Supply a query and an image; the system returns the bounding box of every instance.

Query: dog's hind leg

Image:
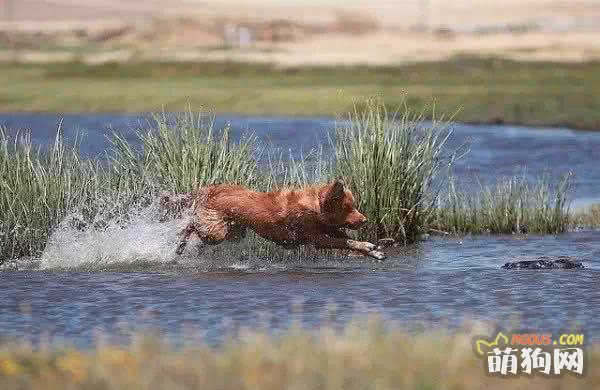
[194,220,231,246]
[175,223,198,255]
[176,206,226,254]
[176,206,245,257]
[190,208,236,249]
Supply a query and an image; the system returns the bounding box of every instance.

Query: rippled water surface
[2,232,599,345]
[0,113,599,345]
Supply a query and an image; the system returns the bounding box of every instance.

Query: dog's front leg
[308,235,386,260]
[323,228,365,258]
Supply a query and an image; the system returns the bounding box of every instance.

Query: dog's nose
[346,212,368,229]
[354,216,367,228]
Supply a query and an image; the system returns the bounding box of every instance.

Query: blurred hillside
[0,0,599,64]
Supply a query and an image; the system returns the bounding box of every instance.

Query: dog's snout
[345,211,367,229]
[356,211,367,224]
[357,216,367,227]
[355,216,367,226]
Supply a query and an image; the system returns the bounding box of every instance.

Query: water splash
[34,196,307,272]
[38,198,193,270]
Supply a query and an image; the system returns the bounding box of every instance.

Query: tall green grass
[0,104,578,262]
[109,112,260,195]
[432,175,572,234]
[334,99,455,244]
[265,148,330,191]
[0,128,102,259]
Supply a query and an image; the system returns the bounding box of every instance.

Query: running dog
[163,179,386,260]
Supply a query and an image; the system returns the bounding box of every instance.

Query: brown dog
[168,179,386,260]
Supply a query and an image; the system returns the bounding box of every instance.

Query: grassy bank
[1,58,600,130]
[0,323,596,390]
[0,102,579,262]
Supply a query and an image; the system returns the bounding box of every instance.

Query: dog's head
[319,179,367,229]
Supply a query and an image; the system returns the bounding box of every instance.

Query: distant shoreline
[1,58,599,130]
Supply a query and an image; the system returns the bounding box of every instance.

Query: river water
[0,113,598,345]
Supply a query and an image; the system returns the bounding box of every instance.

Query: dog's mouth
[345,220,366,230]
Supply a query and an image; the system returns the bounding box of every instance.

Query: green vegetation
[334,99,454,244]
[1,57,600,129]
[572,203,600,229]
[0,113,261,261]
[432,175,572,235]
[0,322,596,390]
[109,112,260,195]
[0,102,579,262]
[0,129,101,259]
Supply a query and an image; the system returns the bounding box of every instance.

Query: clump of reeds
[0,128,102,259]
[0,321,596,390]
[333,99,454,244]
[264,148,330,191]
[109,112,260,195]
[432,174,572,235]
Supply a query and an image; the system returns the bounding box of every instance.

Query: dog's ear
[329,178,345,199]
[321,179,345,209]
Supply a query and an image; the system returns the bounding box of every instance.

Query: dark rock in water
[511,223,529,234]
[502,256,584,270]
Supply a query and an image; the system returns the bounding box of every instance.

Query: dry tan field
[1,0,599,64]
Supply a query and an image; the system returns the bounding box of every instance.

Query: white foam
[39,199,193,270]
[228,263,251,271]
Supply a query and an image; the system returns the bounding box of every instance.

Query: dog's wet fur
[502,256,584,269]
[161,179,386,260]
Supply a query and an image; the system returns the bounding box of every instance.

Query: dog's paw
[362,242,385,253]
[367,250,386,261]
[361,242,377,251]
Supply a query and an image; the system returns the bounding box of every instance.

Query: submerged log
[502,256,584,269]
